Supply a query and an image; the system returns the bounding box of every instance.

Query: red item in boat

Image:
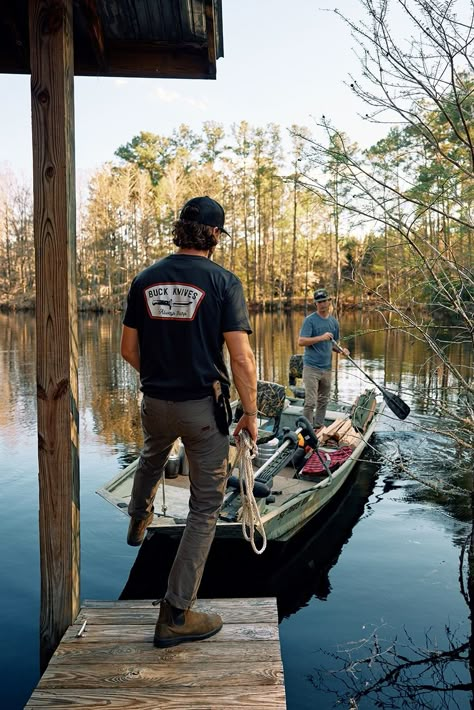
[301,446,353,475]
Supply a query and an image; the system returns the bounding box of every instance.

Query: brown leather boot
[154,599,223,647]
[127,511,154,546]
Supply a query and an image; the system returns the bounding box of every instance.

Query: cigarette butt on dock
[76,620,87,637]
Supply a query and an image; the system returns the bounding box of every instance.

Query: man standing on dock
[121,196,258,647]
[298,288,350,431]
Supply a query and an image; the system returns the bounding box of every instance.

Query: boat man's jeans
[128,395,229,610]
[302,365,332,428]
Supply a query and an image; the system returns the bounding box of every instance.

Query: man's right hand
[224,330,258,442]
[320,332,334,342]
[233,414,258,442]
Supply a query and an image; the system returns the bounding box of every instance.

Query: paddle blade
[333,340,410,420]
[382,390,410,420]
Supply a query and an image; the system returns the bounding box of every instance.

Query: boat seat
[289,354,303,384]
[231,380,286,446]
[351,389,378,432]
[288,354,305,399]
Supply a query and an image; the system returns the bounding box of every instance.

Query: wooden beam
[0,3,29,70]
[80,0,107,72]
[74,39,214,79]
[204,0,217,79]
[0,4,220,79]
[28,0,80,668]
[0,42,215,79]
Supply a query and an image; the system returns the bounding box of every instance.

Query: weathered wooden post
[29,0,80,668]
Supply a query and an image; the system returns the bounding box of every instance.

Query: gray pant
[129,395,229,610]
[302,365,332,428]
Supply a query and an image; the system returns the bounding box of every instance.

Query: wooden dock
[26,597,287,708]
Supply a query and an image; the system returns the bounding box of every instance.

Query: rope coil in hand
[234,430,267,555]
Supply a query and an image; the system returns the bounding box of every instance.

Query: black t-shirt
[123,254,252,400]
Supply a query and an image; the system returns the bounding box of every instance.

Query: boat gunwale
[96,393,385,540]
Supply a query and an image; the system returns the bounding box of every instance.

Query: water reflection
[1,310,473,708]
[1,309,471,505]
[309,626,471,709]
[377,427,473,523]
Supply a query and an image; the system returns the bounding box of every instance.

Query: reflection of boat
[98,363,384,542]
[270,458,379,619]
[121,454,381,618]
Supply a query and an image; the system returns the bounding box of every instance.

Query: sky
[0,0,386,180]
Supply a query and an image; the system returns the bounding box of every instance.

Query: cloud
[154,87,179,103]
[152,87,207,111]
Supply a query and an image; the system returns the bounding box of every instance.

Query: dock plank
[38,661,283,688]
[76,598,278,625]
[62,621,279,643]
[26,686,286,708]
[26,598,286,708]
[52,640,283,664]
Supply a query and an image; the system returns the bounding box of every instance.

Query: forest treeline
[0,91,472,318]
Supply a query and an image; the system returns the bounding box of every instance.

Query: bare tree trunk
[287,163,298,308]
[4,206,12,301]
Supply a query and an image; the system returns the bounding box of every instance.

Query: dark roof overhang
[0,0,224,79]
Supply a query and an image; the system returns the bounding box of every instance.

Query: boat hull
[97,394,383,543]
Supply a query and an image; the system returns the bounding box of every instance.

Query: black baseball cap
[314,288,331,302]
[179,196,230,236]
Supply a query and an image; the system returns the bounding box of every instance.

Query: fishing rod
[333,341,410,420]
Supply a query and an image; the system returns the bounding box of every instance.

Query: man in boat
[120,196,258,647]
[298,288,350,431]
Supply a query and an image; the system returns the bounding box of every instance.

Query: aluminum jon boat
[97,358,385,543]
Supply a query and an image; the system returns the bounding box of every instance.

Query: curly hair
[172,220,219,251]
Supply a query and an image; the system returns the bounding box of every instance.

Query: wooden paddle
[333,341,410,420]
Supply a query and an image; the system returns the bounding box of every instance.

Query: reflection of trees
[88,387,142,450]
[2,310,470,461]
[324,383,473,706]
[0,312,144,453]
[309,536,472,708]
[0,313,36,433]
[310,624,470,708]
[79,314,142,451]
[365,433,473,707]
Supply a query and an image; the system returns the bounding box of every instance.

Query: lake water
[0,310,472,709]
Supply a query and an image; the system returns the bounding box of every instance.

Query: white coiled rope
[234,430,267,555]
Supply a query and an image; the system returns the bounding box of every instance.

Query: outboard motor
[295,416,320,449]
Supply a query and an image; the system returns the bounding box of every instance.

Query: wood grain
[26,685,287,708]
[38,662,284,688]
[26,599,287,708]
[51,640,283,665]
[77,598,278,625]
[62,622,280,643]
[29,0,80,667]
